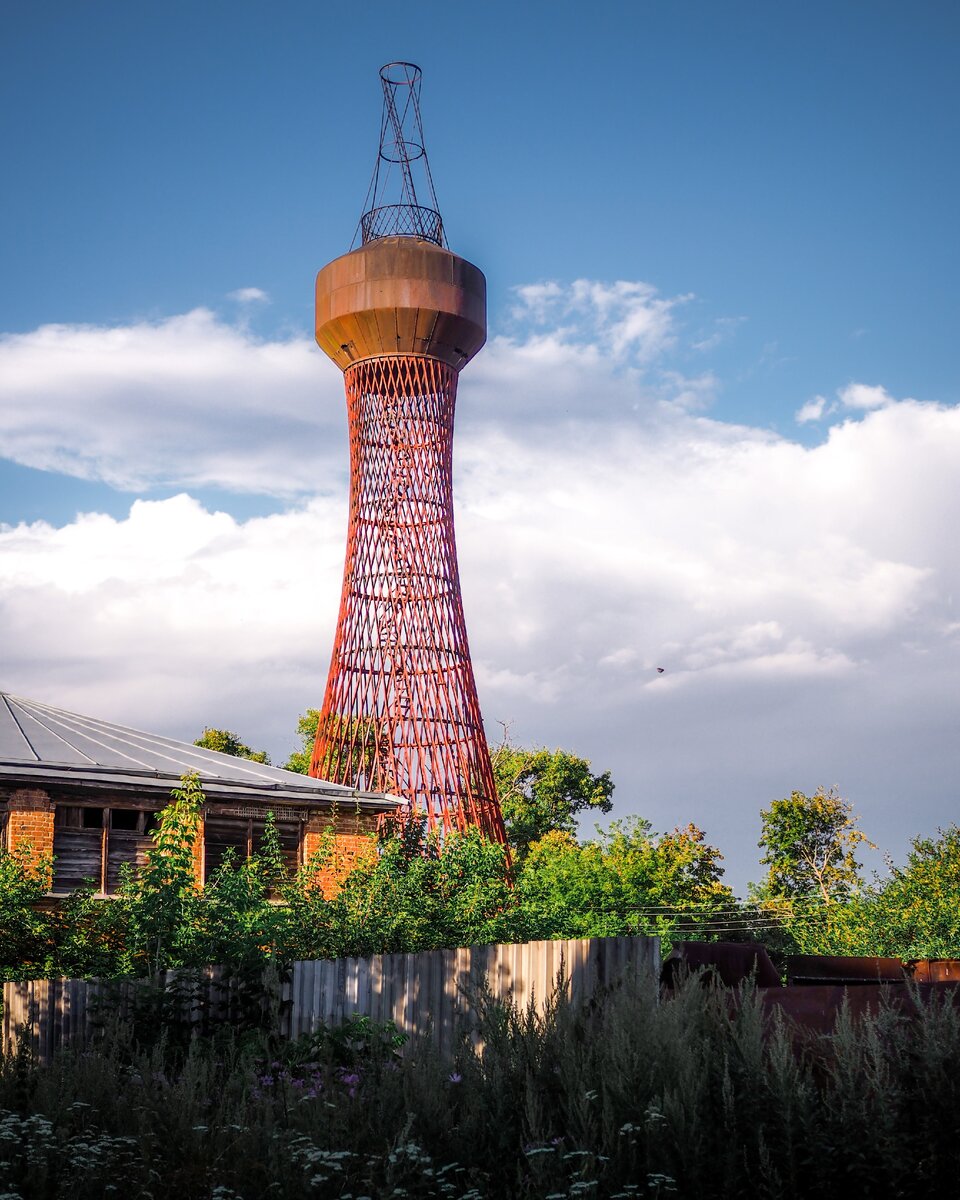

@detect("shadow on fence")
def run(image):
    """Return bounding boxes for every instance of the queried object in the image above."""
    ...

[3,935,660,1064]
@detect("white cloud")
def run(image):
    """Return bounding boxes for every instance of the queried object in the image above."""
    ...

[796,395,826,423]
[0,309,343,495]
[1,289,958,890]
[228,287,270,303]
[508,278,688,365]
[512,282,564,320]
[0,283,705,497]
[839,381,894,410]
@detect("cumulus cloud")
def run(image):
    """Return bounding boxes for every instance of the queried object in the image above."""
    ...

[0,279,702,495]
[3,393,960,887]
[839,382,895,410]
[799,383,904,425]
[1,285,958,888]
[0,309,342,494]
[510,277,689,363]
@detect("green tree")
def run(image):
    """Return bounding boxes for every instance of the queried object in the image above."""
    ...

[491,739,614,858]
[517,818,732,943]
[754,786,874,904]
[851,826,960,960]
[283,709,320,773]
[194,727,270,764]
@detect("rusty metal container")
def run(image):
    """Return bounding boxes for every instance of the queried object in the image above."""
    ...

[786,955,905,985]
[908,959,960,983]
[661,941,782,988]
[315,236,486,372]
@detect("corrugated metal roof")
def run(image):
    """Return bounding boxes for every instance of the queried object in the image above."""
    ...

[0,692,399,809]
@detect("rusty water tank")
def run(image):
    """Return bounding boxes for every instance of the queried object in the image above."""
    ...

[315,236,486,372]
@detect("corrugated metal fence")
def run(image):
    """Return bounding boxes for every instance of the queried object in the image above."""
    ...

[3,936,659,1063]
[287,936,660,1059]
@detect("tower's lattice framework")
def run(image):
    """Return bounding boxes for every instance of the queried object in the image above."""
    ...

[308,63,506,844]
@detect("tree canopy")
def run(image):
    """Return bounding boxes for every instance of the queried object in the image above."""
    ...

[754,787,874,903]
[194,727,270,764]
[518,818,732,939]
[491,739,614,858]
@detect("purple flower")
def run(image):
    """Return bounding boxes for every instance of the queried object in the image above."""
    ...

[448,1073,462,1084]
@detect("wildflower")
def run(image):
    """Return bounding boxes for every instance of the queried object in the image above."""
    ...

[646,1174,677,1195]
[448,1072,462,1084]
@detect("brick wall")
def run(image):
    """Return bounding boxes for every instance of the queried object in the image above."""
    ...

[193,816,205,886]
[303,806,380,897]
[4,788,55,870]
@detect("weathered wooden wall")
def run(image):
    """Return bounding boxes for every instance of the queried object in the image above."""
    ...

[3,936,660,1063]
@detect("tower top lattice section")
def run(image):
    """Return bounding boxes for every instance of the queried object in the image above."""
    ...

[356,61,446,249]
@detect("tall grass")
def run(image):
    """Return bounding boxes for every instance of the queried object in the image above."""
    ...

[2,973,960,1198]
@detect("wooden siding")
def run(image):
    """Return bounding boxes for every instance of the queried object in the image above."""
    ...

[3,936,660,1064]
[51,829,103,892]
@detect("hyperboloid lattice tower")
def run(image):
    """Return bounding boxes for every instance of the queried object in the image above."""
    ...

[308,63,507,844]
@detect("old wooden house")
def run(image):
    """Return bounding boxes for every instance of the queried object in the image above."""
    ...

[0,692,400,895]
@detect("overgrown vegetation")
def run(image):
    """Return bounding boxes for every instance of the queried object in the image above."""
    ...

[2,766,959,982]
[3,972,960,1198]
[4,730,960,1197]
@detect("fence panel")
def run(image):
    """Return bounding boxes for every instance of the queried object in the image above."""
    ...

[3,936,659,1063]
[286,935,659,1051]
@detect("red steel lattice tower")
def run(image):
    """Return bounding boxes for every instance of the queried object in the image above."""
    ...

[308,63,507,844]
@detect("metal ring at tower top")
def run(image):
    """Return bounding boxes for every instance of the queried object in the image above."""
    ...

[379,62,422,86]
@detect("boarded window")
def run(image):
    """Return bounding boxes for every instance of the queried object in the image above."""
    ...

[105,826,154,892]
[203,814,301,884]
[53,807,155,894]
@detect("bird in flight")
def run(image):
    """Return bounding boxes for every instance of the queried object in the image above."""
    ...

[656,667,665,674]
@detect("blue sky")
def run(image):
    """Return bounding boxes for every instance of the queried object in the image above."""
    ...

[4,2,957,423]
[1,1,958,892]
